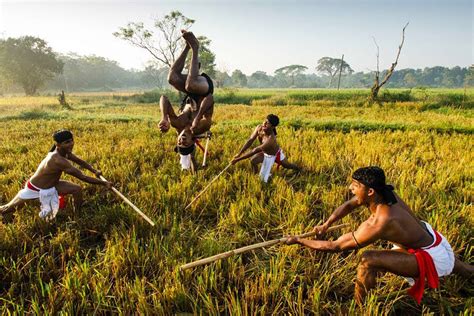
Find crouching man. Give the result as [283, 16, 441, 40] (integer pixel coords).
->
[286, 166, 473, 304]
[0, 130, 112, 221]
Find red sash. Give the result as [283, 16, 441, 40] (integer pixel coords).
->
[407, 230, 443, 304]
[275, 149, 282, 170]
[26, 180, 40, 192]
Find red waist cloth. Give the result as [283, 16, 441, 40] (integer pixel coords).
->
[407, 229, 443, 304]
[27, 180, 40, 192]
[275, 149, 282, 170]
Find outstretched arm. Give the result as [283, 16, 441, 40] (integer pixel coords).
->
[58, 158, 110, 187]
[67, 153, 102, 177]
[234, 126, 260, 158]
[313, 196, 361, 234]
[232, 133, 272, 164]
[288, 215, 386, 252]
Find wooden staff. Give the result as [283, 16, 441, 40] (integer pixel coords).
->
[202, 136, 210, 167]
[100, 175, 155, 226]
[180, 223, 348, 271]
[185, 163, 232, 210]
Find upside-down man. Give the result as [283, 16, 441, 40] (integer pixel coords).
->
[159, 30, 214, 172]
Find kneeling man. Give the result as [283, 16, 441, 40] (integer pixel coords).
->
[231, 114, 300, 182]
[286, 166, 473, 304]
[0, 130, 112, 221]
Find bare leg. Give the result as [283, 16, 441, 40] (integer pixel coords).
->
[279, 158, 300, 171]
[452, 258, 474, 277]
[168, 43, 190, 93]
[56, 180, 82, 212]
[182, 31, 210, 95]
[250, 152, 264, 173]
[0, 192, 27, 215]
[355, 250, 419, 305]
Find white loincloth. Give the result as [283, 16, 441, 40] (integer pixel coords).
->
[18, 180, 60, 221]
[259, 149, 285, 183]
[393, 221, 455, 285]
[180, 154, 192, 170]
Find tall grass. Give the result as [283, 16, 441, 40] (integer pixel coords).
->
[0, 90, 472, 314]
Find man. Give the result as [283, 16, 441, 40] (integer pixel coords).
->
[0, 130, 112, 221]
[159, 30, 214, 172]
[286, 166, 473, 304]
[231, 114, 300, 182]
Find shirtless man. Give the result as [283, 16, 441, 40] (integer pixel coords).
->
[286, 166, 473, 304]
[0, 130, 112, 220]
[159, 30, 214, 172]
[231, 114, 300, 182]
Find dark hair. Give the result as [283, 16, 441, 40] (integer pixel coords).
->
[174, 144, 195, 156]
[266, 114, 279, 135]
[50, 130, 73, 152]
[352, 166, 397, 205]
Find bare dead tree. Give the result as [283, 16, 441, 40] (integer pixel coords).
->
[369, 22, 409, 101]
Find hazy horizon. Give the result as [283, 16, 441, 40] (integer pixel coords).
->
[1, 0, 472, 75]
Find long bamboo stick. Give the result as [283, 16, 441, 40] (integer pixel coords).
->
[100, 175, 155, 226]
[202, 136, 210, 167]
[180, 223, 348, 271]
[185, 163, 232, 210]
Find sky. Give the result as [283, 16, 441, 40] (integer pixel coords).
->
[0, 0, 472, 75]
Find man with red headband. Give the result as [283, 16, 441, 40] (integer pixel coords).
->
[159, 30, 214, 172]
[0, 130, 112, 221]
[231, 114, 300, 182]
[286, 166, 473, 304]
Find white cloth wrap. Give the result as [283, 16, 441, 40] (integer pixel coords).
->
[394, 221, 455, 285]
[422, 221, 455, 277]
[18, 181, 59, 221]
[259, 149, 285, 183]
[180, 154, 192, 170]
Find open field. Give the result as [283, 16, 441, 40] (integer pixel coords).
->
[0, 89, 473, 314]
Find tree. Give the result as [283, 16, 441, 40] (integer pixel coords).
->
[316, 57, 353, 88]
[249, 71, 271, 88]
[0, 36, 63, 95]
[369, 23, 409, 101]
[274, 65, 308, 86]
[114, 11, 195, 68]
[231, 69, 247, 87]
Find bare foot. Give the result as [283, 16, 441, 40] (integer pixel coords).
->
[159, 119, 170, 133]
[181, 31, 199, 50]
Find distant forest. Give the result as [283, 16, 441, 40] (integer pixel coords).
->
[2, 53, 473, 94]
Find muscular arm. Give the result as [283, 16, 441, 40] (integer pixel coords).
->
[57, 158, 106, 185]
[293, 215, 386, 252]
[234, 134, 273, 163]
[322, 196, 361, 228]
[67, 153, 100, 176]
[235, 126, 260, 157]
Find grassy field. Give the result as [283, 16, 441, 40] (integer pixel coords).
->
[0, 89, 473, 314]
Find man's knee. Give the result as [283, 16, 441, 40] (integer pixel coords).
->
[359, 251, 379, 271]
[71, 185, 82, 195]
[168, 72, 179, 86]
